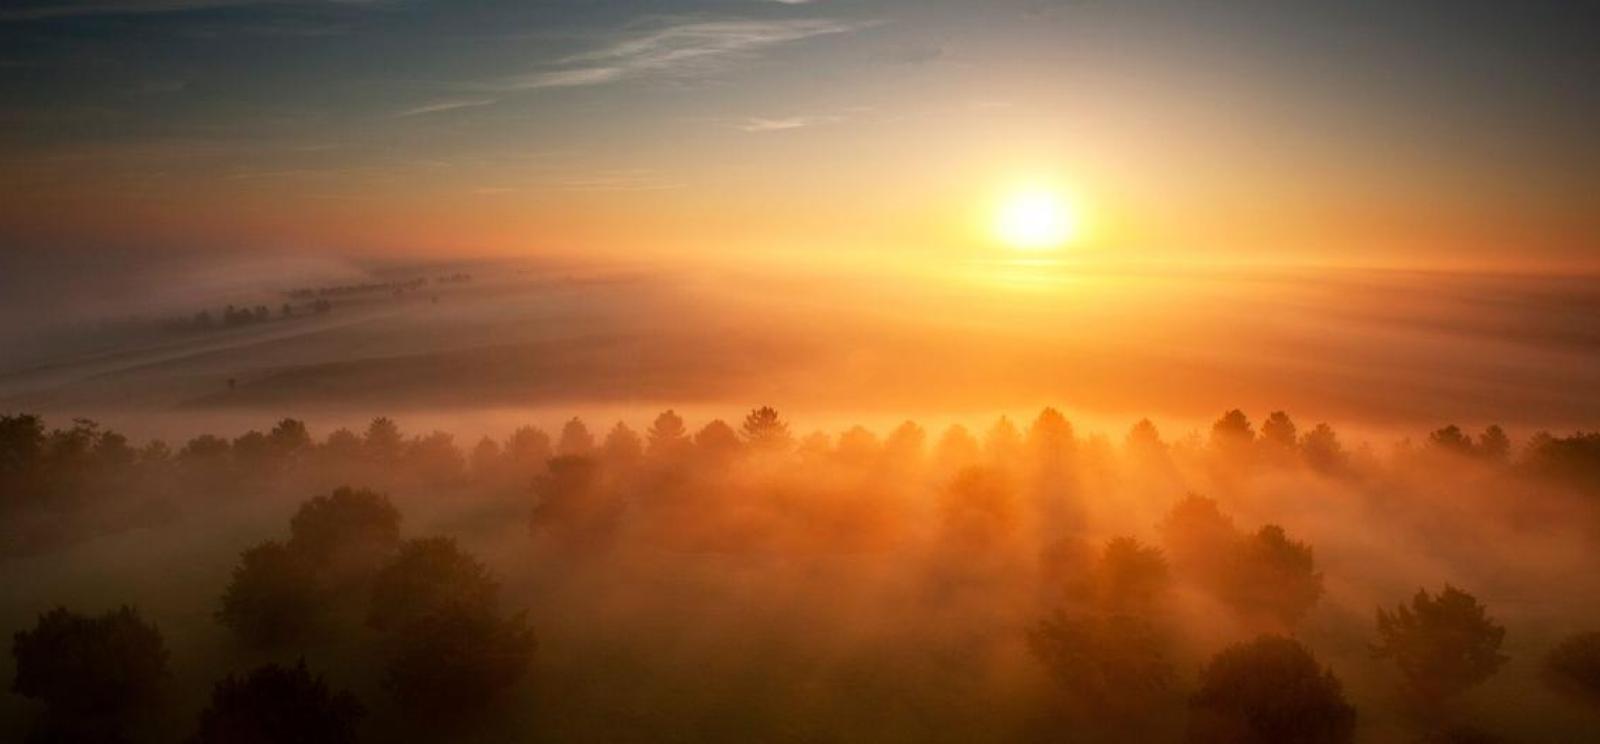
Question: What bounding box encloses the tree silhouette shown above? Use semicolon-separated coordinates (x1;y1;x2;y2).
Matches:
1210;409;1255;459
693;419;742;460
1189;635;1355;744
1026;407;1076;470
406;431;466;485
1543;631;1600;710
1428;426;1475;458
882;421;926;470
1300;423;1349;475
1221;525;1325;629
1125;418;1167;462
740;406;792;450
267;418;312;459
383;603;536;728
1159;494;1238;584
363;417;403;464
1095;537;1170;613
1475;425;1510;464
12;605;169;741
287;486;401;586
602;422;643;465
531;455;620;544
1027;610;1173;716
1373;585;1507;707
835;425;880;466
504;425;552;466
216;541;321;647
557;417;594;456
646;410;690;458
190;661;363;744
1261;411;1298;450
367;537;498;632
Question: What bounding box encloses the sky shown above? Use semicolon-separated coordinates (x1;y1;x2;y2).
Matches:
1;0;1598;291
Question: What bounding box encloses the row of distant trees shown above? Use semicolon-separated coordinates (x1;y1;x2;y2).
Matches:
3;408;1600;559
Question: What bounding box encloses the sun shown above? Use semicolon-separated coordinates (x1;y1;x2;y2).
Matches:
994;187;1080;251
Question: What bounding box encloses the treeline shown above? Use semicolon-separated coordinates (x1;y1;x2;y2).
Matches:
4;408;1600;560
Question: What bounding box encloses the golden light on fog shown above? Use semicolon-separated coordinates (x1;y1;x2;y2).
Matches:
994;187;1079;251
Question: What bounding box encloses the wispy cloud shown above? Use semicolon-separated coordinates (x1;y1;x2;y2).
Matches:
558;168;684;192
736;114;842;132
493;19;869;92
395;97;498;118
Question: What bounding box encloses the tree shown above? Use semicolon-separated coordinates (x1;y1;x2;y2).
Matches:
1372;586;1507;707
1261;411;1298;450
1189;635;1356;744
190;661;363;744
1125;419;1166;461
835;425;880;466
1209;410;1255;459
1027;610;1173;716
646;410;690;458
1026;407;1076;470
406;431;465;484
1159;494;1238;583
1476;425;1510;464
1221;525;1325;629
693;419;742;460
12;606;169;740
531;456;619;543
368;537;498;632
216;541;321;647
557;417;594;456
882;421;926;470
1427;426;1475;458
1095;537;1170;612
740;406;793;451
601;422;643;465
287;487;401;584
383;603;536;728
363;417;404;464
267;418;312;459
1300;423;1349;475
1543;631;1600;710
469;436;502;479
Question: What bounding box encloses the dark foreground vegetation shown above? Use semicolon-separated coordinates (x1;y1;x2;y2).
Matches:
4;407;1600;741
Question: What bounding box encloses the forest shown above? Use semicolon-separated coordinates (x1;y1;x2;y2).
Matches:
3;407;1600;742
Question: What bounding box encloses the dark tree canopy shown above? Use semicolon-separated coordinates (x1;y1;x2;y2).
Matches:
216;541;322;648
1209;409;1256;457
383;603;536;728
1095;537;1170;612
646;410;690;457
287;486;401;580
368;537;498;632
1373;585;1507;706
12;605;169;740
1221;525;1325;629
1027;610;1173;716
1189;635;1356;744
190;661;364;744
1543;631;1600;709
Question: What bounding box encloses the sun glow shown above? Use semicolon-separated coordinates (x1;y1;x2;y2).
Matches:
994;187;1080;251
